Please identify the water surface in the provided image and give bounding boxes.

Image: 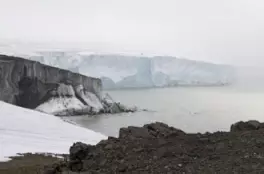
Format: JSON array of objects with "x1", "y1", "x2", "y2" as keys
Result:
[{"x1": 69, "y1": 86, "x2": 264, "y2": 137}]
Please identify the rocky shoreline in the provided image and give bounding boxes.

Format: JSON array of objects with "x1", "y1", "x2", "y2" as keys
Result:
[
  {"x1": 34, "y1": 85, "x2": 137, "y2": 116},
  {"x1": 45, "y1": 93, "x2": 137, "y2": 117},
  {"x1": 40, "y1": 120, "x2": 264, "y2": 173}
]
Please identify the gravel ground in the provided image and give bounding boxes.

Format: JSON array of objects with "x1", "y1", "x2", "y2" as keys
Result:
[{"x1": 0, "y1": 153, "x2": 62, "y2": 174}]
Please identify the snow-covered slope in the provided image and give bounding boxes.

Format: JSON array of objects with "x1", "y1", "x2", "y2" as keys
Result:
[
  {"x1": 36, "y1": 97, "x2": 86, "y2": 114},
  {"x1": 0, "y1": 101, "x2": 106, "y2": 161}
]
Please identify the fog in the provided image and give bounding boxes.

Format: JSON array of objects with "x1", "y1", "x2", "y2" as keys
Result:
[{"x1": 1, "y1": 0, "x2": 264, "y2": 66}]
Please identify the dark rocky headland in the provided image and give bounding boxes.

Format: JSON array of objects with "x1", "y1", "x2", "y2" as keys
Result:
[{"x1": 0, "y1": 54, "x2": 135, "y2": 116}]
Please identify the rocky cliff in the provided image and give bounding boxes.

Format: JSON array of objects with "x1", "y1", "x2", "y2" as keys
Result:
[{"x1": 0, "y1": 55, "x2": 133, "y2": 115}]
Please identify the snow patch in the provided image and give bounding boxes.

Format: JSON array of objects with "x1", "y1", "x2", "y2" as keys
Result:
[
  {"x1": 75, "y1": 85, "x2": 103, "y2": 111},
  {"x1": 0, "y1": 101, "x2": 106, "y2": 161},
  {"x1": 51, "y1": 84, "x2": 75, "y2": 97},
  {"x1": 35, "y1": 97, "x2": 85, "y2": 114}
]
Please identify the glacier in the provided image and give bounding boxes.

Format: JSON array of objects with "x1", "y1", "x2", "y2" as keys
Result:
[
  {"x1": 0, "y1": 43, "x2": 235, "y2": 89},
  {"x1": 27, "y1": 52, "x2": 235, "y2": 89},
  {"x1": 0, "y1": 101, "x2": 106, "y2": 161}
]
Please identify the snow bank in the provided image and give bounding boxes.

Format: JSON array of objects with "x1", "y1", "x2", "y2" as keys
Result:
[
  {"x1": 0, "y1": 101, "x2": 106, "y2": 161},
  {"x1": 75, "y1": 85, "x2": 103, "y2": 111},
  {"x1": 35, "y1": 84, "x2": 104, "y2": 115},
  {"x1": 36, "y1": 97, "x2": 85, "y2": 114},
  {"x1": 54, "y1": 84, "x2": 75, "y2": 96}
]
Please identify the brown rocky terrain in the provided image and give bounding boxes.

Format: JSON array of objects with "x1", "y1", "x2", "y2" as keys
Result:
[{"x1": 0, "y1": 154, "x2": 62, "y2": 174}]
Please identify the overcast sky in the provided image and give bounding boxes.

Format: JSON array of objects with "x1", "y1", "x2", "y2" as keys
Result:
[{"x1": 0, "y1": 0, "x2": 264, "y2": 66}]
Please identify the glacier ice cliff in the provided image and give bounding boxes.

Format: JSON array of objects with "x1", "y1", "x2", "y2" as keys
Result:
[
  {"x1": 27, "y1": 52, "x2": 235, "y2": 89},
  {"x1": 0, "y1": 55, "x2": 134, "y2": 116}
]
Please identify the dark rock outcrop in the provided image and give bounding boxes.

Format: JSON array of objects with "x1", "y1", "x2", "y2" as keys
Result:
[
  {"x1": 119, "y1": 122, "x2": 185, "y2": 139},
  {"x1": 101, "y1": 93, "x2": 137, "y2": 114},
  {"x1": 0, "y1": 55, "x2": 101, "y2": 106},
  {"x1": 69, "y1": 142, "x2": 92, "y2": 161},
  {"x1": 230, "y1": 120, "x2": 264, "y2": 132},
  {"x1": 67, "y1": 122, "x2": 188, "y2": 173}
]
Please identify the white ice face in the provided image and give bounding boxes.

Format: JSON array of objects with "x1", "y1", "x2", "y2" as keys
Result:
[{"x1": 1, "y1": 48, "x2": 235, "y2": 88}]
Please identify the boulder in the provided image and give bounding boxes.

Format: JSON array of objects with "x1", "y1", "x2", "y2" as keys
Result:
[
  {"x1": 101, "y1": 93, "x2": 137, "y2": 114},
  {"x1": 119, "y1": 126, "x2": 153, "y2": 139},
  {"x1": 144, "y1": 122, "x2": 185, "y2": 137},
  {"x1": 230, "y1": 120, "x2": 261, "y2": 132},
  {"x1": 109, "y1": 102, "x2": 122, "y2": 114},
  {"x1": 118, "y1": 122, "x2": 185, "y2": 139},
  {"x1": 69, "y1": 142, "x2": 92, "y2": 161}
]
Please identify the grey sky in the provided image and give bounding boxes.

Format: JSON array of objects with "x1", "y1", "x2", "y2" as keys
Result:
[{"x1": 0, "y1": 0, "x2": 264, "y2": 66}]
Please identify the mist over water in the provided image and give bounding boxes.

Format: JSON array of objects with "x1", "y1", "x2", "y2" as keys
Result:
[{"x1": 233, "y1": 66, "x2": 264, "y2": 89}]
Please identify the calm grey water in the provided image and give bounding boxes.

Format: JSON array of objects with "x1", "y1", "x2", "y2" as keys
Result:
[{"x1": 68, "y1": 86, "x2": 264, "y2": 137}]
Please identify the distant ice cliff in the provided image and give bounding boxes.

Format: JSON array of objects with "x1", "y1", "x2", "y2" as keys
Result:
[{"x1": 27, "y1": 52, "x2": 235, "y2": 89}]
